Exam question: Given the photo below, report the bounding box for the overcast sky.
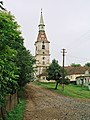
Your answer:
[3,0,90,66]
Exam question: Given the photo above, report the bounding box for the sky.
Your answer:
[3,0,90,66]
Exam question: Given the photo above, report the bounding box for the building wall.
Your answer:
[66,74,84,81]
[34,11,50,81]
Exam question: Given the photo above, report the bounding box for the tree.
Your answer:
[71,63,81,67]
[0,10,35,119]
[0,11,20,109]
[84,62,90,67]
[16,47,35,87]
[46,59,62,89]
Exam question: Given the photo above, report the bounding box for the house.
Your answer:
[65,66,90,85]
[76,70,90,86]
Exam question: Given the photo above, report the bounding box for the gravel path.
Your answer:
[23,83,90,120]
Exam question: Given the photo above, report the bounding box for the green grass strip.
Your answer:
[6,99,25,120]
[34,82,90,99]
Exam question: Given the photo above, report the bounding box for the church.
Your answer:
[34,9,50,82]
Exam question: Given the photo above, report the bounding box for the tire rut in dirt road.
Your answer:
[23,83,90,120]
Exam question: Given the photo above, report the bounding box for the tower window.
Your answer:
[42,45,45,49]
[43,61,45,65]
[36,46,37,51]
[43,52,45,54]
[42,41,45,49]
[43,57,45,60]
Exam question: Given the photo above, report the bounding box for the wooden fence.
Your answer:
[0,93,18,119]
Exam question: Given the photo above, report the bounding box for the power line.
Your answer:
[67,55,90,61]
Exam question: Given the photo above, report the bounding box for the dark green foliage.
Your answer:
[59,78,70,85]
[0,10,35,119]
[46,59,69,90]
[46,59,62,80]
[84,62,90,67]
[70,63,81,67]
[16,48,35,87]
[6,99,25,120]
[46,59,62,89]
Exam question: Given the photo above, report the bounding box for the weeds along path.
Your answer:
[23,83,90,120]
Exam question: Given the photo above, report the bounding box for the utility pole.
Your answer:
[61,48,67,91]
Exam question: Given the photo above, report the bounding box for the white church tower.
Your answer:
[34,9,50,81]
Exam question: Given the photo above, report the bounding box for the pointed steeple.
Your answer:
[38,9,45,32]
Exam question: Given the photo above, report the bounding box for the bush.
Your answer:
[59,78,70,85]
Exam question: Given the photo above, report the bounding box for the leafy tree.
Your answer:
[0,46,19,120]
[71,63,81,67]
[0,11,35,88]
[0,11,20,109]
[46,59,62,89]
[0,11,23,50]
[0,10,35,119]
[84,62,90,67]
[16,47,35,87]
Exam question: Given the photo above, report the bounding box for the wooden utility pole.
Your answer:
[61,48,66,91]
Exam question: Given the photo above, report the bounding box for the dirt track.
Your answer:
[23,83,90,120]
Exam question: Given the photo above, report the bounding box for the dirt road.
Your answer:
[23,83,90,120]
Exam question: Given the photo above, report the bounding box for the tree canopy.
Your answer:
[84,62,90,67]
[0,10,35,110]
[46,59,62,89]
[70,63,81,67]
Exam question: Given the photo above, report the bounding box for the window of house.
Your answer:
[43,77,46,80]
[71,76,72,79]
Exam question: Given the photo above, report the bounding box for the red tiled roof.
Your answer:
[36,31,50,43]
[65,66,90,75]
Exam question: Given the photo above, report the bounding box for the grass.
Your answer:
[6,88,26,120]
[34,81,90,99]
[6,99,25,120]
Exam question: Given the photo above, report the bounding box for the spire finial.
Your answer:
[39,8,45,31]
[41,8,42,14]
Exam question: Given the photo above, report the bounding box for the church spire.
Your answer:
[38,9,45,32]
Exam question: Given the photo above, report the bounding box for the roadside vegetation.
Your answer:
[6,99,25,120]
[34,82,90,99]
[0,3,35,120]
[46,59,69,90]
[6,88,25,120]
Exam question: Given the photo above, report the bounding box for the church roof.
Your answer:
[38,9,45,32]
[40,9,44,25]
[36,9,50,43]
[36,31,49,43]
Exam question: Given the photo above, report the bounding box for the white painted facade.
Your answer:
[34,10,50,81]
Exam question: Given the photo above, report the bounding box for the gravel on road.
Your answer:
[23,83,90,120]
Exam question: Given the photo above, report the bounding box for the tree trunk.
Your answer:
[55,81,59,90]
[1,107,6,120]
[62,83,64,91]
